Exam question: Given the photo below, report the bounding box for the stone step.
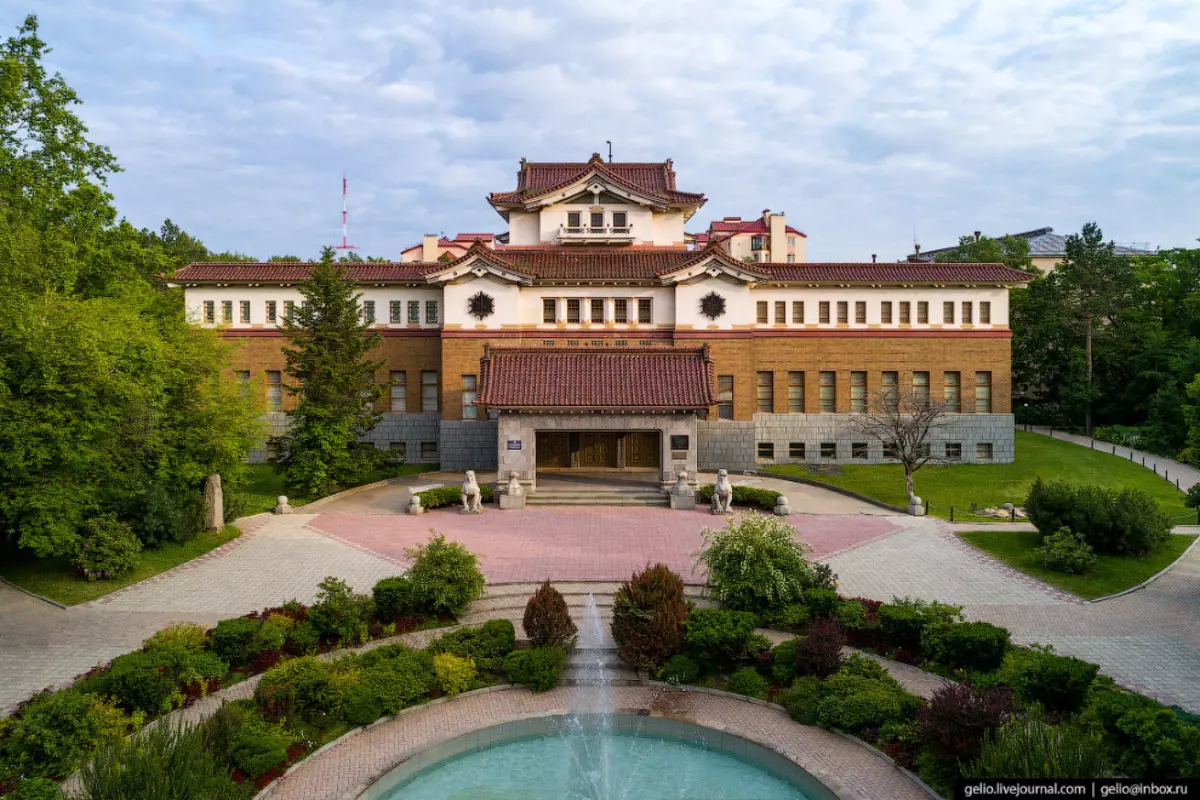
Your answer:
[527,497,670,507]
[480,582,708,599]
[560,667,643,687]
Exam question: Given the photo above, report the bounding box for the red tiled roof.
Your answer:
[478,347,716,411]
[173,262,440,282]
[707,218,806,237]
[453,233,495,241]
[489,154,705,208]
[497,247,696,279]
[757,263,1033,283]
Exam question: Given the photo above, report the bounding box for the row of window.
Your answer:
[202,300,440,325]
[757,441,994,461]
[565,210,629,230]
[754,300,992,325]
[543,297,654,324]
[245,370,477,417]
[717,370,993,417]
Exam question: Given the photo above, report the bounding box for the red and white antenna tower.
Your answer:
[334,172,358,251]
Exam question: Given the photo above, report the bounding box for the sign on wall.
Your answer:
[506,440,523,450]
[670,435,689,451]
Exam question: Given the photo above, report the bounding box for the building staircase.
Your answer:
[525,483,669,507]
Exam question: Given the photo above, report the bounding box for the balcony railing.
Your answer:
[558,224,636,243]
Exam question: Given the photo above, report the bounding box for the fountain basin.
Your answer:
[360,713,836,800]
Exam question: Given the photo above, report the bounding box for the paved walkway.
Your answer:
[1027,425,1200,493]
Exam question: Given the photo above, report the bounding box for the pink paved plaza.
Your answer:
[309,507,902,582]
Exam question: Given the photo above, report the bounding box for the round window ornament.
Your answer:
[468,291,495,320]
[700,292,726,320]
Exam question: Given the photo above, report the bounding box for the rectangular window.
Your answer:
[789,442,805,459]
[421,370,438,412]
[962,301,973,324]
[757,442,774,459]
[819,301,830,324]
[980,301,991,324]
[637,298,652,324]
[284,300,295,322]
[976,442,994,461]
[976,371,993,413]
[900,301,911,324]
[837,301,848,324]
[945,442,963,460]
[425,301,438,324]
[774,301,786,323]
[852,442,868,459]
[917,301,929,323]
[819,371,836,412]
[788,236,796,246]
[590,211,604,229]
[420,441,438,460]
[883,441,898,459]
[944,371,961,412]
[787,371,804,412]
[203,301,214,323]
[266,300,277,323]
[757,371,774,412]
[543,298,557,323]
[221,300,233,323]
[913,371,930,407]
[855,301,866,324]
[591,298,604,323]
[390,371,407,412]
[787,254,795,263]
[614,298,628,323]
[389,441,406,460]
[567,211,581,228]
[301,301,310,313]
[820,442,836,459]
[235,370,250,395]
[461,374,478,419]
[882,370,899,410]
[850,371,867,412]
[566,298,581,323]
[943,301,955,324]
[881,301,893,324]
[266,371,282,411]
[408,300,420,324]
[239,300,250,323]
[717,375,734,420]
[918,442,931,458]
[362,300,375,324]
[792,301,804,323]
[390,300,403,323]
[612,211,627,229]
[756,301,769,324]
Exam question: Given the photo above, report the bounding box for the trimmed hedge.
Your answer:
[503,646,566,692]
[697,484,782,511]
[922,621,1010,672]
[415,484,495,509]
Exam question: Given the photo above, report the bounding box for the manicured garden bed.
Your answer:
[237,462,436,516]
[957,531,1196,600]
[766,430,1191,520]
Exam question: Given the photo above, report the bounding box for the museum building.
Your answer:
[172,154,1032,491]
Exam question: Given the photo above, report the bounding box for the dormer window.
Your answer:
[567,211,581,229]
[590,211,604,230]
[612,212,627,230]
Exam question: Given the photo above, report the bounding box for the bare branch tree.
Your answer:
[845,388,951,504]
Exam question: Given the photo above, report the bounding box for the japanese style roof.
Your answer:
[477,347,716,411]
[488,154,706,209]
[909,227,1154,262]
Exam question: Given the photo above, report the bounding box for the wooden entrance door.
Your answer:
[578,433,617,468]
[623,432,660,468]
[535,432,570,468]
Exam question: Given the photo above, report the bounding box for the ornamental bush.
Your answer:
[697,513,831,615]
[838,652,890,682]
[129,485,204,547]
[682,608,759,670]
[817,672,919,734]
[1033,527,1098,574]
[371,576,414,622]
[771,639,799,684]
[697,484,781,512]
[794,618,845,678]
[1087,690,1200,779]
[919,683,1014,765]
[658,654,701,685]
[922,621,1010,672]
[729,667,768,699]
[94,650,181,716]
[415,485,495,509]
[964,715,1111,779]
[8,778,63,800]
[307,576,372,647]
[228,715,294,777]
[254,657,335,722]
[433,653,476,697]
[522,580,578,648]
[769,603,810,632]
[287,620,320,656]
[801,588,839,619]
[1025,479,1170,556]
[427,619,516,672]
[144,622,208,653]
[877,597,962,650]
[403,534,486,617]
[1002,647,1099,714]
[611,563,688,671]
[208,617,262,665]
[0,690,142,779]
[780,676,823,725]
[73,515,142,580]
[503,646,566,692]
[344,650,436,717]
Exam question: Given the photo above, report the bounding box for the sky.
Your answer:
[25,0,1200,262]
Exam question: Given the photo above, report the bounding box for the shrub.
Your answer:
[769,603,810,631]
[427,619,516,672]
[794,618,845,678]
[611,563,688,671]
[503,646,566,692]
[922,621,1010,672]
[836,601,868,631]
[729,667,768,699]
[1087,690,1200,778]
[287,620,320,656]
[658,654,701,685]
[877,597,962,650]
[1033,527,1098,574]
[771,639,799,684]
[1108,488,1172,555]
[780,676,823,725]
[1026,479,1170,556]
[251,619,288,656]
[351,649,435,716]
[0,691,141,779]
[79,721,246,800]
[523,580,578,648]
[130,485,204,547]
[96,650,181,716]
[433,652,476,697]
[697,484,781,512]
[371,576,414,622]
[964,715,1111,779]
[920,683,1014,765]
[254,657,334,721]
[1002,648,1099,714]
[208,617,262,665]
[264,612,295,633]
[1187,483,1200,510]
[697,513,831,614]
[144,622,208,653]
[414,484,495,509]
[682,608,759,669]
[403,533,486,617]
[838,652,890,682]
[307,576,372,646]
[228,716,294,777]
[73,514,142,580]
[802,588,839,619]
[817,672,919,734]
[9,778,63,800]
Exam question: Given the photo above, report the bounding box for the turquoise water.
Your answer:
[381,732,813,800]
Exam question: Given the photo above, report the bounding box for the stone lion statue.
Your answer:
[505,470,523,496]
[671,469,690,495]
[461,470,482,514]
[711,468,733,514]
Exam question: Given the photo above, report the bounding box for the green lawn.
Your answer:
[956,530,1196,600]
[0,525,242,606]
[236,461,437,515]
[766,430,1192,521]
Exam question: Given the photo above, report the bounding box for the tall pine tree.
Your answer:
[275,247,387,496]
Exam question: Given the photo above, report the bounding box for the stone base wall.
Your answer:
[439,420,499,470]
[697,420,756,472]
[248,412,444,465]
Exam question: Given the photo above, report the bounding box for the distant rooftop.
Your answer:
[908,227,1155,262]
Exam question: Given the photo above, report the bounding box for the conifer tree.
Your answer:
[275,246,387,496]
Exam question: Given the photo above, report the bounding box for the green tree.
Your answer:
[934,233,1036,273]
[274,246,388,496]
